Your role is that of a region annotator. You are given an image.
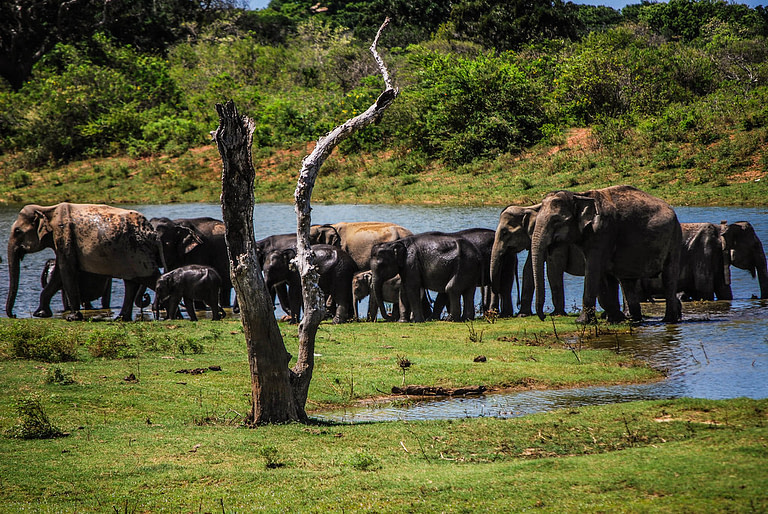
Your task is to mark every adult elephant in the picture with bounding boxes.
[720,220,768,299]
[531,185,682,324]
[490,204,584,317]
[639,223,730,302]
[262,244,358,324]
[150,217,232,308]
[369,232,483,322]
[255,233,301,316]
[35,258,112,317]
[7,203,163,321]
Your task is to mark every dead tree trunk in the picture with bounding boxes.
[215,18,397,424]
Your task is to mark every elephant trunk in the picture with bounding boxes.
[755,244,768,299]
[489,237,506,295]
[371,274,391,321]
[6,242,24,318]
[531,223,551,321]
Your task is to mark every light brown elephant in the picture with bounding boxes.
[310,221,413,270]
[7,203,164,321]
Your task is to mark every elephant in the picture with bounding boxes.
[7,203,164,321]
[154,264,224,321]
[310,221,413,271]
[490,204,585,317]
[261,244,358,324]
[352,270,404,321]
[531,185,682,324]
[720,220,768,299]
[639,223,730,302]
[35,258,112,317]
[369,232,483,322]
[255,233,301,316]
[150,217,233,308]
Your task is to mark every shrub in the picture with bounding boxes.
[0,321,79,362]
[46,366,75,385]
[5,395,65,440]
[86,326,134,359]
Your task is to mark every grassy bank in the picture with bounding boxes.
[1,317,766,511]
[1,123,765,208]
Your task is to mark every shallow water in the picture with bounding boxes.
[1,203,767,418]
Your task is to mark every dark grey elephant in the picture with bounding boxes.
[531,185,682,324]
[35,258,112,317]
[262,244,358,324]
[352,270,404,321]
[369,232,483,322]
[490,204,584,317]
[150,217,232,308]
[7,203,163,321]
[720,220,768,299]
[154,265,224,321]
[255,233,302,317]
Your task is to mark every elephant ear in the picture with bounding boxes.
[177,226,204,254]
[720,221,732,286]
[283,248,298,272]
[524,207,540,237]
[34,210,53,241]
[573,196,600,233]
[392,241,407,267]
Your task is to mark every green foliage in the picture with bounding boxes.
[347,452,382,471]
[86,326,134,359]
[45,365,75,385]
[5,395,65,440]
[0,321,80,362]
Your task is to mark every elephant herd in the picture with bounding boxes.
[5,190,768,324]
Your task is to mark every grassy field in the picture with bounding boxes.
[1,316,766,511]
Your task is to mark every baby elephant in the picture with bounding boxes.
[154,265,224,321]
[352,270,404,321]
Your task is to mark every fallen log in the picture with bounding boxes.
[391,385,487,396]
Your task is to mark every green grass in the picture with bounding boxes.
[0,317,766,511]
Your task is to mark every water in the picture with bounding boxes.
[2,203,767,419]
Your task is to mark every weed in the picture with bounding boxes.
[0,321,79,362]
[86,326,133,359]
[465,321,485,343]
[396,354,412,386]
[259,445,284,469]
[46,365,75,385]
[5,395,65,440]
[347,452,381,471]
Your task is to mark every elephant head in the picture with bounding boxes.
[352,271,373,320]
[262,248,298,292]
[531,191,600,320]
[150,217,204,270]
[309,224,341,247]
[7,205,55,318]
[721,221,768,298]
[369,240,406,321]
[490,204,539,295]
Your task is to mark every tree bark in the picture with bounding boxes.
[215,17,397,424]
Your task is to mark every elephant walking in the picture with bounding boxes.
[490,204,584,317]
[154,265,224,321]
[35,258,112,317]
[7,203,164,321]
[531,185,682,324]
[720,220,768,299]
[370,232,483,322]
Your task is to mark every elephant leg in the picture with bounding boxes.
[58,258,83,321]
[662,267,682,323]
[118,280,139,321]
[598,275,625,323]
[619,278,642,322]
[577,264,602,325]
[446,291,463,321]
[518,254,534,317]
[547,252,567,316]
[207,293,222,320]
[431,293,448,320]
[166,296,180,320]
[35,269,62,318]
[462,287,475,321]
[405,282,425,323]
[183,296,198,321]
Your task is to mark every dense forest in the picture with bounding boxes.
[1,0,767,204]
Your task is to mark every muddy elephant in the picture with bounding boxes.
[262,244,358,324]
[154,265,223,321]
[352,270,404,321]
[35,258,112,317]
[531,185,682,324]
[720,220,768,299]
[150,217,233,308]
[490,204,585,317]
[370,232,483,322]
[7,203,163,321]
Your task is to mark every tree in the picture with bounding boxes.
[215,19,397,424]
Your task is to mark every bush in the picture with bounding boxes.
[5,395,65,440]
[86,326,134,359]
[0,321,80,362]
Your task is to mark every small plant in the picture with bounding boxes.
[0,321,79,362]
[86,326,132,359]
[5,395,65,440]
[259,445,284,469]
[46,366,75,385]
[396,354,412,386]
[466,320,484,343]
[348,452,381,471]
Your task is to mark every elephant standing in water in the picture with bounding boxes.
[35,258,112,317]
[370,232,483,322]
[150,217,233,308]
[720,220,768,299]
[531,185,682,324]
[154,265,224,321]
[7,203,163,321]
[490,204,584,317]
